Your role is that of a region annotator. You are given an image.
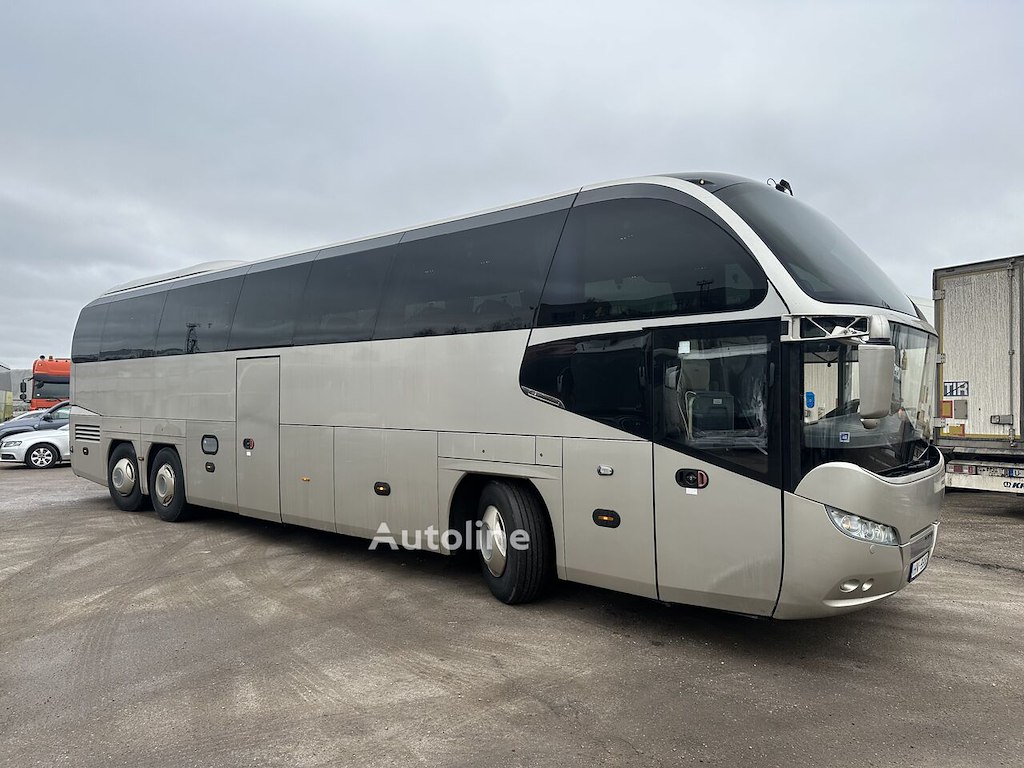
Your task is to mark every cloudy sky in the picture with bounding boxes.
[1,1,1021,368]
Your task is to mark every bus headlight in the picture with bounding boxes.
[826,506,899,546]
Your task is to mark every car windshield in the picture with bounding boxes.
[796,323,937,479]
[716,182,917,315]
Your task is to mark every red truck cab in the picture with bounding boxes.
[22,356,71,410]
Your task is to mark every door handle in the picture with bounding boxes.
[675,469,709,489]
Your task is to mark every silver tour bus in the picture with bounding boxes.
[70,174,943,618]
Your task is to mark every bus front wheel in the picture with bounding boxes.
[107,443,146,512]
[150,447,191,523]
[477,480,553,604]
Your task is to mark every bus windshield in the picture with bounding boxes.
[797,324,938,479]
[716,182,918,316]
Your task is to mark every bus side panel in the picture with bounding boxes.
[70,411,105,486]
[74,355,236,423]
[562,438,657,599]
[185,420,236,513]
[281,425,335,532]
[334,427,439,545]
[280,334,630,440]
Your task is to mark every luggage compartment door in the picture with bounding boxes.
[236,357,281,522]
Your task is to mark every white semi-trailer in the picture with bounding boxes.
[934,256,1024,492]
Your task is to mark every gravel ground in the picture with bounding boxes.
[1,466,1022,768]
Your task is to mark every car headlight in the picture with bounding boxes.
[826,505,899,546]
[2,440,22,448]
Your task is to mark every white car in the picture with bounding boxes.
[0,424,70,469]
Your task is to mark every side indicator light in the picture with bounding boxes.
[593,509,620,528]
[374,482,391,497]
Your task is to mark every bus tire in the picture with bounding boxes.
[477,480,553,604]
[107,443,146,512]
[150,447,191,522]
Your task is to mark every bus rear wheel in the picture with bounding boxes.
[477,480,553,604]
[150,447,191,522]
[107,443,146,512]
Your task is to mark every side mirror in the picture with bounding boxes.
[42,414,53,421]
[19,381,26,394]
[858,344,895,420]
[19,392,26,401]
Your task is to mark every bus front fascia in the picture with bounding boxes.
[776,312,944,618]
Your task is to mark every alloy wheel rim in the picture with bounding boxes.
[30,447,53,467]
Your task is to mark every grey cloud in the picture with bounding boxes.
[1,0,1022,366]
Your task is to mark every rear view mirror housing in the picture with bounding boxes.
[858,343,896,420]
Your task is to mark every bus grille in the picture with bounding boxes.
[74,425,101,443]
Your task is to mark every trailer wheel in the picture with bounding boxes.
[107,443,146,512]
[477,480,553,604]
[150,447,190,522]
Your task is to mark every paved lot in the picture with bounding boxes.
[1,466,1022,768]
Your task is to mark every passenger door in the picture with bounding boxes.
[236,357,281,522]
[651,322,783,616]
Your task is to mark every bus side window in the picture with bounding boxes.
[536,188,768,327]
[98,292,167,361]
[155,276,244,356]
[653,322,779,483]
[520,331,651,439]
[294,243,395,345]
[71,303,109,364]
[228,261,313,351]
[374,203,570,340]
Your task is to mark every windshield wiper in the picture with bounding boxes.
[877,445,934,477]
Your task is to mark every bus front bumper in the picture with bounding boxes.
[774,492,940,619]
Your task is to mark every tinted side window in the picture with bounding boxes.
[537,197,767,326]
[99,292,167,361]
[294,246,393,345]
[519,331,650,439]
[374,210,567,339]
[228,262,313,350]
[652,322,780,483]
[156,277,243,356]
[71,303,109,363]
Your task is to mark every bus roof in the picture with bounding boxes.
[95,173,738,297]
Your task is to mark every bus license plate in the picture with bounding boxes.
[909,551,930,582]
